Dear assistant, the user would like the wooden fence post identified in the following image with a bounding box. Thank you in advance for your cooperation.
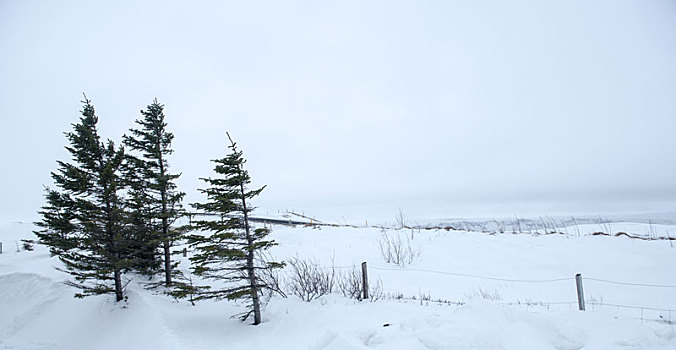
[361,261,369,300]
[576,273,585,311]
[0,241,3,254]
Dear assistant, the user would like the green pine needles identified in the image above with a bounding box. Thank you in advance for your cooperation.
[36,96,186,302]
[36,95,133,301]
[36,95,281,326]
[123,99,185,285]
[187,133,283,325]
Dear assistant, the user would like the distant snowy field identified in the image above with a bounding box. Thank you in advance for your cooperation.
[1,216,675,350]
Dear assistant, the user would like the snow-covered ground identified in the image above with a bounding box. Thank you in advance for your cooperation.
[1,218,675,349]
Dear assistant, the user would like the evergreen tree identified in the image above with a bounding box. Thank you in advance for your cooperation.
[123,99,185,285]
[35,96,133,301]
[188,133,283,325]
[123,166,161,276]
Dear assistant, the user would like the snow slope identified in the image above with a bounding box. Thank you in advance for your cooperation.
[1,220,675,349]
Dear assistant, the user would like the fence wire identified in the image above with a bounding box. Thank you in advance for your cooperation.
[318,264,676,288]
[585,277,676,288]
[357,263,676,317]
[370,265,572,283]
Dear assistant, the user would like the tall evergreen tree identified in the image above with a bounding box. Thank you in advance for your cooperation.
[188,133,283,325]
[123,99,185,285]
[35,96,133,301]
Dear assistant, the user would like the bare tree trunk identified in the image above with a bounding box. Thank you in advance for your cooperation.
[246,248,261,324]
[163,239,171,286]
[114,269,123,302]
[240,182,261,325]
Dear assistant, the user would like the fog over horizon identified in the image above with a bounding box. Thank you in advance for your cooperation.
[2,1,675,223]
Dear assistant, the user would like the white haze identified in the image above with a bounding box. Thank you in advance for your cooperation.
[1,0,675,223]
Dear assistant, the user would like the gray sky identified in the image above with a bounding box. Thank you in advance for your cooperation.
[1,0,675,223]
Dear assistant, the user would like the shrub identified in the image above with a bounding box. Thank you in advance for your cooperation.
[21,239,35,251]
[337,265,382,302]
[378,230,420,267]
[286,257,335,302]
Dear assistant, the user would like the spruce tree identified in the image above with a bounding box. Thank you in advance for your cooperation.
[188,133,282,325]
[123,99,185,285]
[123,164,161,276]
[35,96,133,301]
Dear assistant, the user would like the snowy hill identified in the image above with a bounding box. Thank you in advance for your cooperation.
[1,219,675,349]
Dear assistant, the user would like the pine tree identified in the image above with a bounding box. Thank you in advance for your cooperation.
[35,95,133,301]
[123,99,185,285]
[188,133,283,325]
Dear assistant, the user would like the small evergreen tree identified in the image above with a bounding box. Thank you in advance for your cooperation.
[123,99,185,285]
[35,95,133,301]
[188,133,283,325]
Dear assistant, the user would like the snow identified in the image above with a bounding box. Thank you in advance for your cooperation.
[1,218,675,349]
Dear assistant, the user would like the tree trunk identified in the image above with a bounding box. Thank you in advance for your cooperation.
[114,269,123,302]
[159,144,172,286]
[163,240,172,286]
[239,179,261,325]
[246,249,261,325]
[106,189,124,302]
[162,189,171,286]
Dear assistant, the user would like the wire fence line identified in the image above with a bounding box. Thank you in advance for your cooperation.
[313,261,676,320]
[318,265,356,270]
[496,301,576,306]
[382,297,664,318]
[369,266,573,283]
[584,277,676,288]
[382,295,676,320]
[320,264,574,283]
[321,263,676,288]
[586,303,675,324]
[587,302,675,313]
[493,301,676,314]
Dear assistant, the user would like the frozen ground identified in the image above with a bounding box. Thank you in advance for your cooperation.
[1,217,675,349]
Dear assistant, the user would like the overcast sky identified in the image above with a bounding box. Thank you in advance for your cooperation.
[1,0,675,223]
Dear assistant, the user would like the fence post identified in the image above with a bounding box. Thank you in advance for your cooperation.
[0,241,3,254]
[575,273,585,311]
[361,261,369,300]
